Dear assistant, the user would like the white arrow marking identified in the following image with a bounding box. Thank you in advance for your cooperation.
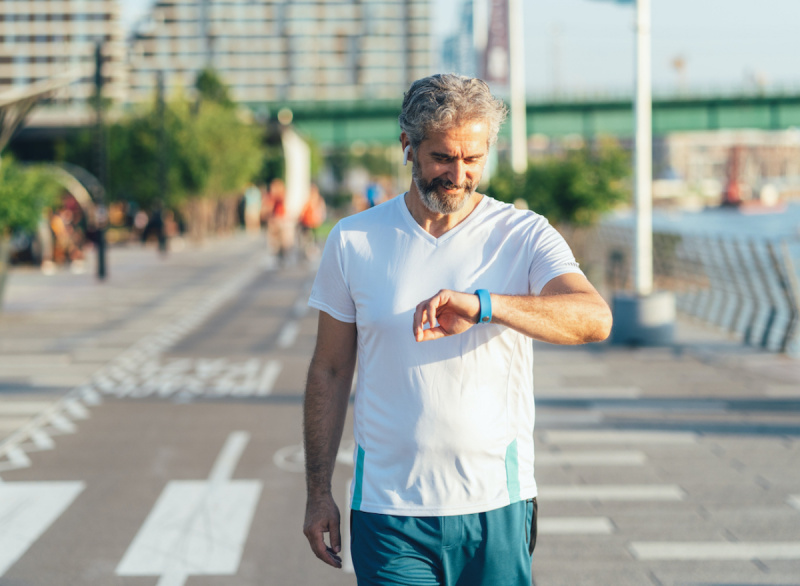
[116,432,262,585]
[0,482,85,576]
[277,321,300,349]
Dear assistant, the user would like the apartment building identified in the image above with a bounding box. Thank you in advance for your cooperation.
[0,0,127,103]
[128,0,433,104]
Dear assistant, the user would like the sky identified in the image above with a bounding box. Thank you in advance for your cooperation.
[120,0,799,98]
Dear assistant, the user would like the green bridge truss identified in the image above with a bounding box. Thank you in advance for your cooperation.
[245,91,800,147]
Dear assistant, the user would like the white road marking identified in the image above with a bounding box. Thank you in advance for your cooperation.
[538,485,686,501]
[273,441,355,474]
[541,430,697,445]
[0,447,31,472]
[47,413,76,434]
[535,386,641,398]
[536,450,647,466]
[0,418,33,432]
[256,361,281,396]
[208,432,249,484]
[539,517,614,535]
[536,412,604,425]
[0,482,85,576]
[789,495,800,511]
[629,542,800,560]
[766,384,800,397]
[277,321,300,349]
[63,400,89,420]
[30,430,55,450]
[116,432,262,586]
[293,296,309,318]
[0,402,54,415]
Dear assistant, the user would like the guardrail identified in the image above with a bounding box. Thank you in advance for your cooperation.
[577,226,800,356]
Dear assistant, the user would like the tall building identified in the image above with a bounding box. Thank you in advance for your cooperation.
[128,0,433,104]
[0,0,127,104]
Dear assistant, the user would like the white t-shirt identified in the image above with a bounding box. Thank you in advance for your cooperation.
[309,194,583,516]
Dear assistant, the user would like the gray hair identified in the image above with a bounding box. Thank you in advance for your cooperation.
[398,74,508,149]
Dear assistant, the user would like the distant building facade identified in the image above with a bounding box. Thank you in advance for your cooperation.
[653,130,800,206]
[128,0,433,104]
[441,0,478,78]
[0,0,127,103]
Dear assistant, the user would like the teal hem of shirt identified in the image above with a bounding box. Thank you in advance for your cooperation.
[505,439,520,503]
[352,444,366,511]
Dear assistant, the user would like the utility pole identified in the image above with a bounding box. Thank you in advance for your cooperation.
[507,0,527,174]
[93,41,108,280]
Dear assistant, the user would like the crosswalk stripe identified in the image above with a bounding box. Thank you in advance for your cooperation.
[535,386,641,398]
[0,402,54,416]
[537,450,646,466]
[538,485,686,501]
[539,517,614,535]
[0,418,33,432]
[629,542,800,560]
[540,430,697,444]
[48,413,76,434]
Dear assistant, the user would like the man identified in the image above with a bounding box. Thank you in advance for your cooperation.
[303,74,612,585]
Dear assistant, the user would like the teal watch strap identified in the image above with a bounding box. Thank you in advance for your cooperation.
[475,289,492,324]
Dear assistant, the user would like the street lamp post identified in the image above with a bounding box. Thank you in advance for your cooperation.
[93,41,108,280]
[508,0,527,174]
[610,0,675,346]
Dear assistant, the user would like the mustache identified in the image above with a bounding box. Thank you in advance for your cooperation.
[429,176,474,191]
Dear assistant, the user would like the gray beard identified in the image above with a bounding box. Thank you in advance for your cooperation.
[412,165,476,215]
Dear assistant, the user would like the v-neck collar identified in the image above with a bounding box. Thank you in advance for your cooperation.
[397,191,489,246]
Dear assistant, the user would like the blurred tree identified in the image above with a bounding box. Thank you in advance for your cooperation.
[195,68,234,109]
[0,158,61,236]
[486,137,630,226]
[59,74,263,212]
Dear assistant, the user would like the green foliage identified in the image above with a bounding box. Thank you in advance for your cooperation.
[60,71,264,210]
[195,68,234,109]
[0,158,61,235]
[487,138,631,226]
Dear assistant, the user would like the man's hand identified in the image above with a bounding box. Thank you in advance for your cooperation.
[413,289,481,342]
[303,493,343,569]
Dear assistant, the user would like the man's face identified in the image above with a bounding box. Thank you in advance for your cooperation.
[411,120,490,215]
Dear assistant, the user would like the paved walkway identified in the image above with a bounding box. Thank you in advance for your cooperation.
[0,234,798,585]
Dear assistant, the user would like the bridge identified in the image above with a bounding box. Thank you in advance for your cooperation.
[11,89,800,156]
[244,90,800,146]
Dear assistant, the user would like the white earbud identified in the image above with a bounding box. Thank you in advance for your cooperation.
[403,145,411,166]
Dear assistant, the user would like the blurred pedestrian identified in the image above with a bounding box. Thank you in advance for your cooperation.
[243,184,263,234]
[299,183,327,259]
[264,178,295,263]
[302,74,613,584]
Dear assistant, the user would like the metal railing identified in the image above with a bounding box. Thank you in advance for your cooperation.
[577,226,800,356]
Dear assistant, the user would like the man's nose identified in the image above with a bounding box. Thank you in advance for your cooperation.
[447,160,467,187]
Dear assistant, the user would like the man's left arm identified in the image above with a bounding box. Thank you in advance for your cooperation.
[413,273,612,345]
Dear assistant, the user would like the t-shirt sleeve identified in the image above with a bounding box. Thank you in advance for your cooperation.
[528,219,584,295]
[308,223,357,323]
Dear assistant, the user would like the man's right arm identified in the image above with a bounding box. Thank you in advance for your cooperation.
[302,311,357,569]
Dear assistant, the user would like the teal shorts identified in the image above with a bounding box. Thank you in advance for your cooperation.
[351,499,538,586]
